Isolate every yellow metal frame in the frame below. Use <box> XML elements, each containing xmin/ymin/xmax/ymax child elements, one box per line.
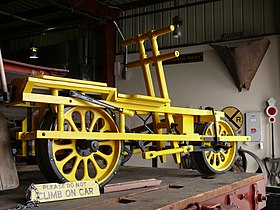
<box><xmin>8</xmin><ymin>25</ymin><xmax>251</xmax><ymax>165</ymax></box>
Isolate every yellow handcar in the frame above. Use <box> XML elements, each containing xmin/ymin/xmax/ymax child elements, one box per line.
<box><xmin>6</xmin><ymin>25</ymin><xmax>250</xmax><ymax>187</ymax></box>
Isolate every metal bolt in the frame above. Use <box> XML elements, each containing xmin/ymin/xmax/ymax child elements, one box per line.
<box><xmin>69</xmin><ymin>99</ymin><xmax>72</xmax><ymax>103</ymax></box>
<box><xmin>239</xmin><ymin>194</ymin><xmax>246</xmax><ymax>200</ymax></box>
<box><xmin>42</xmin><ymin>132</ymin><xmax>46</xmax><ymax>136</ymax></box>
<box><xmin>257</xmin><ymin>193</ymin><xmax>267</xmax><ymax>202</ymax></box>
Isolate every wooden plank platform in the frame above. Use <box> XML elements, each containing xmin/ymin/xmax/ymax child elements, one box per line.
<box><xmin>0</xmin><ymin>165</ymin><xmax>265</xmax><ymax>210</ymax></box>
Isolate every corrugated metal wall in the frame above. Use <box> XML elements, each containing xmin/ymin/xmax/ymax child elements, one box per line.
<box><xmin>116</xmin><ymin>0</ymin><xmax>279</xmax><ymax>53</ymax></box>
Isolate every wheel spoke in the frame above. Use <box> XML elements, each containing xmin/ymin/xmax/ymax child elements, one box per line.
<box><xmin>69</xmin><ymin>155</ymin><xmax>82</xmax><ymax>176</ymax></box>
<box><xmin>207</xmin><ymin>126</ymin><xmax>213</xmax><ymax>136</ymax></box>
<box><xmin>221</xmin><ymin>150</ymin><xmax>229</xmax><ymax>160</ymax></box>
<box><xmin>213</xmin><ymin>153</ymin><xmax>217</xmax><ymax>166</ymax></box>
<box><xmin>99</xmin><ymin>120</ymin><xmax>111</xmax><ymax>132</ymax></box>
<box><xmin>219</xmin><ymin>126</ymin><xmax>226</xmax><ymax>136</ymax></box>
<box><xmin>99</xmin><ymin>141</ymin><xmax>115</xmax><ymax>147</ymax></box>
<box><xmin>216</xmin><ymin>154</ymin><xmax>222</xmax><ymax>165</ymax></box>
<box><xmin>55</xmin><ymin>151</ymin><xmax>77</xmax><ymax>170</ymax></box>
<box><xmin>89</xmin><ymin>155</ymin><xmax>106</xmax><ymax>178</ymax></box>
<box><xmin>88</xmin><ymin>116</ymin><xmax>99</xmax><ymax>132</ymax></box>
<box><xmin>65</xmin><ymin>117</ymin><xmax>79</xmax><ymax>132</ymax></box>
<box><xmin>79</xmin><ymin>110</ymin><xmax>87</xmax><ymax>132</ymax></box>
<box><xmin>53</xmin><ymin>141</ymin><xmax>73</xmax><ymax>153</ymax></box>
<box><xmin>95</xmin><ymin>150</ymin><xmax>112</xmax><ymax>161</ymax></box>
<box><xmin>82</xmin><ymin>158</ymin><xmax>90</xmax><ymax>180</ymax></box>
<box><xmin>206</xmin><ymin>151</ymin><xmax>214</xmax><ymax>162</ymax></box>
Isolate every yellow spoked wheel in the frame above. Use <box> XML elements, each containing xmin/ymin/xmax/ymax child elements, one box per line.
<box><xmin>190</xmin><ymin>119</ymin><xmax>237</xmax><ymax>175</ymax></box>
<box><xmin>36</xmin><ymin>107</ymin><xmax>123</xmax><ymax>187</ymax></box>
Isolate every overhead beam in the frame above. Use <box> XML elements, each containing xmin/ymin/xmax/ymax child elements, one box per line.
<box><xmin>0</xmin><ymin>17</ymin><xmax>91</xmax><ymax>39</ymax></box>
<box><xmin>0</xmin><ymin>6</ymin><xmax>61</xmax><ymax>25</ymax></box>
<box><xmin>116</xmin><ymin>0</ymin><xmax>222</xmax><ymax>20</ymax></box>
<box><xmin>118</xmin><ymin>0</ymin><xmax>172</xmax><ymax>10</ymax></box>
<box><xmin>0</xmin><ymin>10</ymin><xmax>48</xmax><ymax>26</ymax></box>
<box><xmin>43</xmin><ymin>0</ymin><xmax>103</xmax><ymax>22</ymax></box>
<box><xmin>59</xmin><ymin>0</ymin><xmax>118</xmax><ymax>19</ymax></box>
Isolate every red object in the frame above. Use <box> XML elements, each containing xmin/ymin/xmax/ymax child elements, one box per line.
<box><xmin>269</xmin><ymin>117</ymin><xmax>276</xmax><ymax>123</ymax></box>
<box><xmin>266</xmin><ymin>106</ymin><xmax>278</xmax><ymax>117</ymax></box>
<box><xmin>3</xmin><ymin>59</ymin><xmax>69</xmax><ymax>76</ymax></box>
<box><xmin>267</xmin><ymin>107</ymin><xmax>277</xmax><ymax>115</ymax></box>
<box><xmin>185</xmin><ymin>177</ymin><xmax>266</xmax><ymax>210</ymax></box>
<box><xmin>251</xmin><ymin>128</ymin><xmax>257</xmax><ymax>133</ymax></box>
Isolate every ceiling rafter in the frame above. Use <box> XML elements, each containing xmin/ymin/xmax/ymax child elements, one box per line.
<box><xmin>0</xmin><ymin>0</ymin><xmax>180</xmax><ymax>39</ymax></box>
<box><xmin>117</xmin><ymin>0</ymin><xmax>173</xmax><ymax>10</ymax></box>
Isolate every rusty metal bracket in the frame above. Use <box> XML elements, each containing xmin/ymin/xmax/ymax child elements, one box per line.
<box><xmin>211</xmin><ymin>39</ymin><xmax>270</xmax><ymax>91</ymax></box>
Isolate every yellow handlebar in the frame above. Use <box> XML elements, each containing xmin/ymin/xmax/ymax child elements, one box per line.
<box><xmin>122</xmin><ymin>25</ymin><xmax>175</xmax><ymax>46</ymax></box>
<box><xmin>126</xmin><ymin>51</ymin><xmax>179</xmax><ymax>69</ymax></box>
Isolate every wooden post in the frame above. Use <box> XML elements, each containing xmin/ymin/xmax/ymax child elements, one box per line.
<box><xmin>0</xmin><ymin>112</ymin><xmax>19</xmax><ymax>191</ymax></box>
<box><xmin>0</xmin><ymin>49</ymin><xmax>8</xmax><ymax>101</ymax></box>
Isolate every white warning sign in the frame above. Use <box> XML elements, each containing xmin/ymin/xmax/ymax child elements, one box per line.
<box><xmin>29</xmin><ymin>180</ymin><xmax>100</xmax><ymax>203</ymax></box>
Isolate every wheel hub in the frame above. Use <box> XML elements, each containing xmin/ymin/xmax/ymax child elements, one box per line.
<box><xmin>76</xmin><ymin>140</ymin><xmax>99</xmax><ymax>156</ymax></box>
<box><xmin>90</xmin><ymin>140</ymin><xmax>99</xmax><ymax>152</ymax></box>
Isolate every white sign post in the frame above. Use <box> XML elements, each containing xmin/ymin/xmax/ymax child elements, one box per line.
<box><xmin>266</xmin><ymin>97</ymin><xmax>278</xmax><ymax>159</ymax></box>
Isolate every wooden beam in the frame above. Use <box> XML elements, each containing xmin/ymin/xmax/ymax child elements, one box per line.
<box><xmin>103</xmin><ymin>179</ymin><xmax>162</xmax><ymax>193</ymax></box>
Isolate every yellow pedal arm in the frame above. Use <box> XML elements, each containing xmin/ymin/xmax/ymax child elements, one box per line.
<box><xmin>142</xmin><ymin>145</ymin><xmax>194</xmax><ymax>160</ymax></box>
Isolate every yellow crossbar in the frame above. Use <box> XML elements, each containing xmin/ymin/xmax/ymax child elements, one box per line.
<box><xmin>17</xmin><ymin>131</ymin><xmax>251</xmax><ymax>142</ymax></box>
